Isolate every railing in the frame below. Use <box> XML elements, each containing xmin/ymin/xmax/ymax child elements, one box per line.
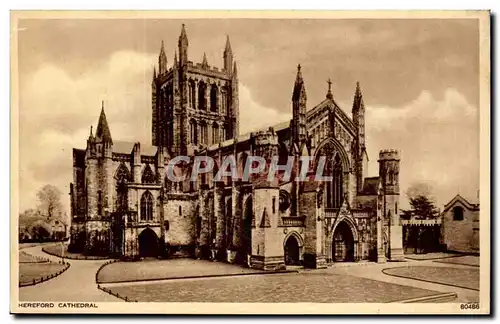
<box><xmin>352</xmin><ymin>211</ymin><xmax>371</xmax><ymax>218</ymax></box>
<box><xmin>401</xmin><ymin>219</ymin><xmax>441</xmax><ymax>226</ymax></box>
<box><xmin>324</xmin><ymin>208</ymin><xmax>339</xmax><ymax>219</ymax></box>
<box><xmin>281</xmin><ymin>216</ymin><xmax>305</xmax><ymax>227</ymax></box>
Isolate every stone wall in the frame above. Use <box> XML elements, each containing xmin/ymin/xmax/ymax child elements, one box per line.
<box><xmin>443</xmin><ymin>208</ymin><xmax>479</xmax><ymax>253</ymax></box>
<box><xmin>164</xmin><ymin>194</ymin><xmax>198</xmax><ymax>248</ymax></box>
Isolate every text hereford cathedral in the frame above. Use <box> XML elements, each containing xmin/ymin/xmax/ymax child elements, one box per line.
<box><xmin>69</xmin><ymin>24</ymin><xmax>404</xmax><ymax>270</ymax></box>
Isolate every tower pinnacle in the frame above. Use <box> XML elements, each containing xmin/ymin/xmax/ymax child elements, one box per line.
<box><xmin>202</xmin><ymin>52</ymin><xmax>208</xmax><ymax>67</ymax></box>
<box><xmin>159</xmin><ymin>40</ymin><xmax>168</xmax><ymax>74</ymax></box>
<box><xmin>224</xmin><ymin>35</ymin><xmax>232</xmax><ymax>53</ymax></box>
<box><xmin>233</xmin><ymin>61</ymin><xmax>238</xmax><ymax>77</ymax></box>
<box><xmin>178</xmin><ymin>24</ymin><xmax>189</xmax><ymax>65</ymax></box>
<box><xmin>292</xmin><ymin>64</ymin><xmax>305</xmax><ymax>101</ymax></box>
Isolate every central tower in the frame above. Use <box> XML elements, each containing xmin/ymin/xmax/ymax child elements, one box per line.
<box><xmin>151</xmin><ymin>25</ymin><xmax>240</xmax><ymax>156</ymax></box>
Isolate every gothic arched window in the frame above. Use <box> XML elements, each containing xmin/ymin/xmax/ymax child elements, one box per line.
<box><xmin>116</xmin><ymin>180</ymin><xmax>128</xmax><ymax>213</ymax></box>
<box><xmin>210</xmin><ymin>84</ymin><xmax>218</xmax><ymax>112</ymax></box>
<box><xmin>212</xmin><ymin>122</ymin><xmax>219</xmax><ymax>144</ymax></box>
<box><xmin>189</xmin><ymin>80</ymin><xmax>196</xmax><ymax>109</ymax></box>
<box><xmin>140</xmin><ymin>191</ymin><xmax>153</xmax><ymax>221</ymax></box>
<box><xmin>200</xmin><ymin>121</ymin><xmax>208</xmax><ymax>145</ymax></box>
<box><xmin>190</xmin><ymin>119</ymin><xmax>198</xmax><ymax>145</ymax></box>
<box><xmin>221</xmin><ymin>90</ymin><xmax>227</xmax><ymax>115</ymax></box>
<box><xmin>325</xmin><ymin>153</ymin><xmax>343</xmax><ymax>209</ymax></box>
<box><xmin>142</xmin><ymin>164</ymin><xmax>156</xmax><ymax>184</ymax></box>
<box><xmin>453</xmin><ymin>206</ymin><xmax>464</xmax><ymax>221</ymax></box>
<box><xmin>198</xmin><ymin>81</ymin><xmax>206</xmax><ymax>110</ymax></box>
<box><xmin>221</xmin><ymin>125</ymin><xmax>226</xmax><ymax>142</ymax></box>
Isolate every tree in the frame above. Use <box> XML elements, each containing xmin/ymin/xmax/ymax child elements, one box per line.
<box><xmin>36</xmin><ymin>184</ymin><xmax>62</xmax><ymax>220</ymax></box>
<box><xmin>402</xmin><ymin>182</ymin><xmax>439</xmax><ymax>219</ymax></box>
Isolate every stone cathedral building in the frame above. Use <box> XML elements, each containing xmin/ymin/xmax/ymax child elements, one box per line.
<box><xmin>69</xmin><ymin>24</ymin><xmax>404</xmax><ymax>269</ymax></box>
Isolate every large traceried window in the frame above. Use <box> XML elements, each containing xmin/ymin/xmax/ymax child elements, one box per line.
<box><xmin>140</xmin><ymin>191</ymin><xmax>154</xmax><ymax>221</ymax></box>
<box><xmin>326</xmin><ymin>154</ymin><xmax>343</xmax><ymax>209</ymax></box>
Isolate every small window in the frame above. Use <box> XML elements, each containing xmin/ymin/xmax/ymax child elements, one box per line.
<box><xmin>453</xmin><ymin>206</ymin><xmax>464</xmax><ymax>221</ymax></box>
<box><xmin>97</xmin><ymin>190</ymin><xmax>103</xmax><ymax>216</ymax></box>
<box><xmin>179</xmin><ymin>206</ymin><xmax>182</xmax><ymax>216</ymax></box>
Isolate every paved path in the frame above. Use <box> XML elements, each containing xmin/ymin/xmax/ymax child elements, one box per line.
<box><xmin>19</xmin><ymin>245</ymin><xmax>119</xmax><ymax>302</ymax></box>
<box><xmin>322</xmin><ymin>259</ymin><xmax>479</xmax><ymax>303</ymax></box>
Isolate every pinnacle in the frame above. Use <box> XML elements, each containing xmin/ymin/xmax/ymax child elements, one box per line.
<box><xmin>202</xmin><ymin>52</ymin><xmax>208</xmax><ymax>66</ymax></box>
<box><xmin>179</xmin><ymin>24</ymin><xmax>188</xmax><ymax>43</ymax></box>
<box><xmin>225</xmin><ymin>35</ymin><xmax>232</xmax><ymax>53</ymax></box>
<box><xmin>232</xmin><ymin>61</ymin><xmax>238</xmax><ymax>76</ymax></box>
<box><xmin>96</xmin><ymin>101</ymin><xmax>112</xmax><ymax>144</ymax></box>
<box><xmin>355</xmin><ymin>81</ymin><xmax>362</xmax><ymax>98</ymax></box>
<box><xmin>292</xmin><ymin>64</ymin><xmax>306</xmax><ymax>101</ymax></box>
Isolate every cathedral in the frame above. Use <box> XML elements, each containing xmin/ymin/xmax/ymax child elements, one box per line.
<box><xmin>69</xmin><ymin>24</ymin><xmax>404</xmax><ymax>270</ymax></box>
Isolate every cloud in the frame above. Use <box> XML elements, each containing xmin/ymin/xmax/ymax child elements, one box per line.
<box><xmin>18</xmin><ymin>50</ymin><xmax>292</xmax><ymax>213</ymax></box>
<box><xmin>19</xmin><ymin>50</ymin><xmax>156</xmax><ymax>212</ymax></box>
<box><xmin>238</xmin><ymin>83</ymin><xmax>291</xmax><ymax>134</ymax></box>
<box><xmin>361</xmin><ymin>88</ymin><xmax>479</xmax><ymax>209</ymax></box>
<box><xmin>18</xmin><ymin>48</ymin><xmax>479</xmax><ymax>217</ymax></box>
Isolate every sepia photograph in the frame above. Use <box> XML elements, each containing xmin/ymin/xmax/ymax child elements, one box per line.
<box><xmin>10</xmin><ymin>10</ymin><xmax>490</xmax><ymax>315</ymax></box>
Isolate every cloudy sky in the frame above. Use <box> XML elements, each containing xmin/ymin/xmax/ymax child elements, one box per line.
<box><xmin>16</xmin><ymin>18</ymin><xmax>480</xmax><ymax>214</ymax></box>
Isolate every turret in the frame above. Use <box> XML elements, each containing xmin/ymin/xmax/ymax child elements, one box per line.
<box><xmin>292</xmin><ymin>64</ymin><xmax>307</xmax><ymax>144</ymax></box>
<box><xmin>178</xmin><ymin>24</ymin><xmax>188</xmax><ymax>66</ymax></box>
<box><xmin>202</xmin><ymin>52</ymin><xmax>208</xmax><ymax>68</ymax></box>
<box><xmin>378</xmin><ymin>149</ymin><xmax>400</xmax><ymax>195</ymax></box>
<box><xmin>378</xmin><ymin>149</ymin><xmax>404</xmax><ymax>261</ymax></box>
<box><xmin>158</xmin><ymin>40</ymin><xmax>168</xmax><ymax>74</ymax></box>
<box><xmin>223</xmin><ymin>35</ymin><xmax>233</xmax><ymax>76</ymax></box>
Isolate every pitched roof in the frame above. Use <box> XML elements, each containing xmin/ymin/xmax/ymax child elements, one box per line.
<box><xmin>443</xmin><ymin>194</ymin><xmax>480</xmax><ymax>212</ymax></box>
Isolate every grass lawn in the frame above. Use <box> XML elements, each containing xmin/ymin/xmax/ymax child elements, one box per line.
<box><xmin>97</xmin><ymin>259</ymin><xmax>264</xmax><ymax>283</ymax></box>
<box><xmin>383</xmin><ymin>266</ymin><xmax>479</xmax><ymax>290</ymax></box>
<box><xmin>42</xmin><ymin>244</ymin><xmax>108</xmax><ymax>260</ymax></box>
<box><xmin>19</xmin><ymin>263</ymin><xmax>67</xmax><ymax>286</ymax></box>
<box><xmin>404</xmin><ymin>252</ymin><xmax>461</xmax><ymax>261</ymax></box>
<box><xmin>434</xmin><ymin>255</ymin><xmax>480</xmax><ymax>267</ymax></box>
<box><xmin>19</xmin><ymin>252</ymin><xmax>47</xmax><ymax>263</ymax></box>
<box><xmin>105</xmin><ymin>272</ymin><xmax>446</xmax><ymax>303</ymax></box>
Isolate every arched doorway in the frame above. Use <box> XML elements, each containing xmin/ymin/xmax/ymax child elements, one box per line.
<box><xmin>284</xmin><ymin>235</ymin><xmax>301</xmax><ymax>265</ymax></box>
<box><xmin>138</xmin><ymin>228</ymin><xmax>159</xmax><ymax>258</ymax></box>
<box><xmin>332</xmin><ymin>221</ymin><xmax>355</xmax><ymax>262</ymax></box>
